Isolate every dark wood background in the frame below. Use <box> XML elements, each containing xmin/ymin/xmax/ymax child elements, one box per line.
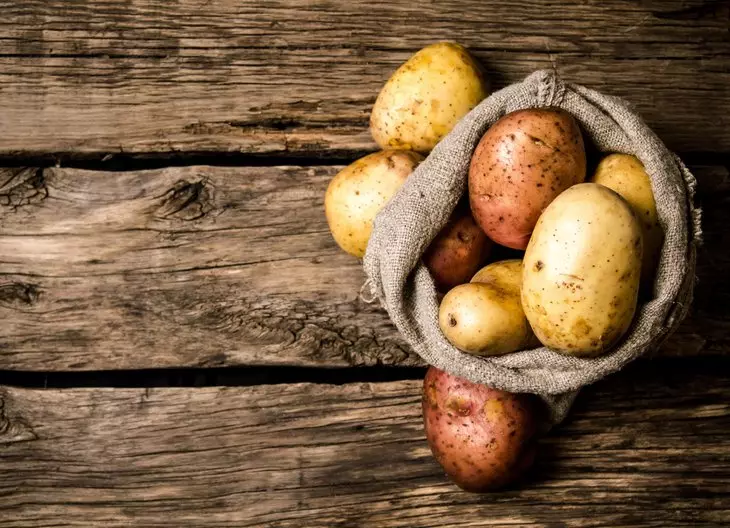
<box><xmin>0</xmin><ymin>0</ymin><xmax>728</xmax><ymax>526</ymax></box>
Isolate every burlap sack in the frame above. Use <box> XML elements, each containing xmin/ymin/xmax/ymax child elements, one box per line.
<box><xmin>363</xmin><ymin>69</ymin><xmax>702</xmax><ymax>425</ymax></box>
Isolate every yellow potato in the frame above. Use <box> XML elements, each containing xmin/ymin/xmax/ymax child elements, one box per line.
<box><xmin>370</xmin><ymin>42</ymin><xmax>488</xmax><ymax>153</ymax></box>
<box><xmin>439</xmin><ymin>260</ymin><xmax>533</xmax><ymax>356</ymax></box>
<box><xmin>471</xmin><ymin>259</ymin><xmax>523</xmax><ymax>289</ymax></box>
<box><xmin>522</xmin><ymin>183</ymin><xmax>642</xmax><ymax>357</ymax></box>
<box><xmin>591</xmin><ymin>154</ymin><xmax>663</xmax><ymax>285</ymax></box>
<box><xmin>325</xmin><ymin>150</ymin><xmax>423</xmax><ymax>258</ymax></box>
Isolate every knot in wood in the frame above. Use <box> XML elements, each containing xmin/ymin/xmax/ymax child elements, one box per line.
<box><xmin>0</xmin><ymin>282</ymin><xmax>41</xmax><ymax>308</ymax></box>
<box><xmin>154</xmin><ymin>179</ymin><xmax>213</xmax><ymax>221</ymax></box>
<box><xmin>0</xmin><ymin>396</ymin><xmax>37</xmax><ymax>445</ymax></box>
<box><xmin>0</xmin><ymin>168</ymin><xmax>48</xmax><ymax>210</ymax></box>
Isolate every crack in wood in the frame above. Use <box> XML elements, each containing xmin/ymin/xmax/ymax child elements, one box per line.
<box><xmin>182</xmin><ymin>117</ymin><xmax>368</xmax><ymax>136</ymax></box>
<box><xmin>652</xmin><ymin>1</ymin><xmax>730</xmax><ymax>21</ymax></box>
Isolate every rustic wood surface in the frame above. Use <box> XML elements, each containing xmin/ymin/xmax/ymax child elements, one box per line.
<box><xmin>1</xmin><ymin>1</ymin><xmax>729</xmax><ymax>525</ymax></box>
<box><xmin>0</xmin><ymin>163</ymin><xmax>726</xmax><ymax>370</ymax></box>
<box><xmin>0</xmin><ymin>0</ymin><xmax>728</xmax><ymax>157</ymax></box>
<box><xmin>0</xmin><ymin>358</ymin><xmax>727</xmax><ymax>527</ymax></box>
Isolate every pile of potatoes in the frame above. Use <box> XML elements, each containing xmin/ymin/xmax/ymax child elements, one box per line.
<box><xmin>325</xmin><ymin>42</ymin><xmax>662</xmax><ymax>492</ymax></box>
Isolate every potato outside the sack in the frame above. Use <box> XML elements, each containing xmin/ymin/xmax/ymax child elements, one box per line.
<box><xmin>422</xmin><ymin>367</ymin><xmax>541</xmax><ymax>492</ymax></box>
<box><xmin>370</xmin><ymin>42</ymin><xmax>488</xmax><ymax>153</ymax></box>
<box><xmin>325</xmin><ymin>150</ymin><xmax>423</xmax><ymax>258</ymax></box>
<box><xmin>469</xmin><ymin>108</ymin><xmax>587</xmax><ymax>250</ymax></box>
<box><xmin>591</xmin><ymin>153</ymin><xmax>663</xmax><ymax>286</ymax></box>
<box><xmin>522</xmin><ymin>183</ymin><xmax>643</xmax><ymax>357</ymax></box>
<box><xmin>439</xmin><ymin>260</ymin><xmax>534</xmax><ymax>356</ymax></box>
<box><xmin>423</xmin><ymin>203</ymin><xmax>493</xmax><ymax>292</ymax></box>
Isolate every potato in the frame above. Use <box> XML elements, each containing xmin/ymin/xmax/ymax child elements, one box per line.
<box><xmin>591</xmin><ymin>153</ymin><xmax>663</xmax><ymax>285</ymax></box>
<box><xmin>370</xmin><ymin>42</ymin><xmax>488</xmax><ymax>153</ymax></box>
<box><xmin>423</xmin><ymin>204</ymin><xmax>492</xmax><ymax>292</ymax></box>
<box><xmin>422</xmin><ymin>367</ymin><xmax>540</xmax><ymax>492</ymax></box>
<box><xmin>325</xmin><ymin>150</ymin><xmax>423</xmax><ymax>257</ymax></box>
<box><xmin>471</xmin><ymin>258</ymin><xmax>523</xmax><ymax>287</ymax></box>
<box><xmin>469</xmin><ymin>108</ymin><xmax>586</xmax><ymax>250</ymax></box>
<box><xmin>439</xmin><ymin>260</ymin><xmax>534</xmax><ymax>356</ymax></box>
<box><xmin>522</xmin><ymin>183</ymin><xmax>642</xmax><ymax>356</ymax></box>
<box><xmin>471</xmin><ymin>260</ymin><xmax>540</xmax><ymax>343</ymax></box>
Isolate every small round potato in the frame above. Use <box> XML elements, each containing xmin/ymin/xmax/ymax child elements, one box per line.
<box><xmin>469</xmin><ymin>108</ymin><xmax>586</xmax><ymax>250</ymax></box>
<box><xmin>325</xmin><ymin>150</ymin><xmax>423</xmax><ymax>258</ymax></box>
<box><xmin>370</xmin><ymin>42</ymin><xmax>488</xmax><ymax>153</ymax></box>
<box><xmin>439</xmin><ymin>259</ymin><xmax>533</xmax><ymax>356</ymax></box>
<box><xmin>422</xmin><ymin>367</ymin><xmax>540</xmax><ymax>492</ymax></box>
<box><xmin>522</xmin><ymin>183</ymin><xmax>643</xmax><ymax>357</ymax></box>
<box><xmin>423</xmin><ymin>205</ymin><xmax>492</xmax><ymax>292</ymax></box>
<box><xmin>591</xmin><ymin>153</ymin><xmax>663</xmax><ymax>286</ymax></box>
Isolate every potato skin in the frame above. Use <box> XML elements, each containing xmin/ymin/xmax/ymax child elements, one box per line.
<box><xmin>370</xmin><ymin>42</ymin><xmax>488</xmax><ymax>153</ymax></box>
<box><xmin>468</xmin><ymin>108</ymin><xmax>586</xmax><ymax>250</ymax></box>
<box><xmin>522</xmin><ymin>183</ymin><xmax>642</xmax><ymax>357</ymax></box>
<box><xmin>591</xmin><ymin>154</ymin><xmax>663</xmax><ymax>286</ymax></box>
<box><xmin>471</xmin><ymin>258</ymin><xmax>522</xmax><ymax>288</ymax></box>
<box><xmin>325</xmin><ymin>150</ymin><xmax>423</xmax><ymax>257</ymax></box>
<box><xmin>422</xmin><ymin>367</ymin><xmax>540</xmax><ymax>492</ymax></box>
<box><xmin>438</xmin><ymin>259</ymin><xmax>534</xmax><ymax>356</ymax></box>
<box><xmin>423</xmin><ymin>206</ymin><xmax>492</xmax><ymax>292</ymax></box>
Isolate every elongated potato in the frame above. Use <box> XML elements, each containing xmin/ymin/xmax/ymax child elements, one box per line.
<box><xmin>522</xmin><ymin>183</ymin><xmax>642</xmax><ymax>356</ymax></box>
<box><xmin>325</xmin><ymin>150</ymin><xmax>423</xmax><ymax>257</ymax></box>
<box><xmin>591</xmin><ymin>154</ymin><xmax>663</xmax><ymax>285</ymax></box>
<box><xmin>370</xmin><ymin>42</ymin><xmax>488</xmax><ymax>153</ymax></box>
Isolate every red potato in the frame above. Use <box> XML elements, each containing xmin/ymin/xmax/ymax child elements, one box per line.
<box><xmin>468</xmin><ymin>108</ymin><xmax>586</xmax><ymax>249</ymax></box>
<box><xmin>423</xmin><ymin>205</ymin><xmax>492</xmax><ymax>292</ymax></box>
<box><xmin>422</xmin><ymin>367</ymin><xmax>541</xmax><ymax>492</ymax></box>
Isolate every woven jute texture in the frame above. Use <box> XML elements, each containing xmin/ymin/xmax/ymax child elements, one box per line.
<box><xmin>363</xmin><ymin>69</ymin><xmax>702</xmax><ymax>424</ymax></box>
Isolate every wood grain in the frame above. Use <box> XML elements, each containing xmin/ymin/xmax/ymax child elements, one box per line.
<box><xmin>0</xmin><ymin>163</ymin><xmax>727</xmax><ymax>371</ymax></box>
<box><xmin>0</xmin><ymin>358</ymin><xmax>727</xmax><ymax>527</ymax></box>
<box><xmin>0</xmin><ymin>0</ymin><xmax>728</xmax><ymax>157</ymax></box>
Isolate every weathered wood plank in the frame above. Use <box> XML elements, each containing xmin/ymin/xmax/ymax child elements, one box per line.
<box><xmin>0</xmin><ymin>358</ymin><xmax>728</xmax><ymax>527</ymax></box>
<box><xmin>0</xmin><ymin>0</ymin><xmax>728</xmax><ymax>157</ymax></box>
<box><xmin>0</xmin><ymin>165</ymin><xmax>413</xmax><ymax>370</ymax></box>
<box><xmin>0</xmin><ymin>163</ymin><xmax>727</xmax><ymax>370</ymax></box>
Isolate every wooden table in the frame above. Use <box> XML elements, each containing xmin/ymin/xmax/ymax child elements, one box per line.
<box><xmin>0</xmin><ymin>1</ymin><xmax>728</xmax><ymax>526</ymax></box>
